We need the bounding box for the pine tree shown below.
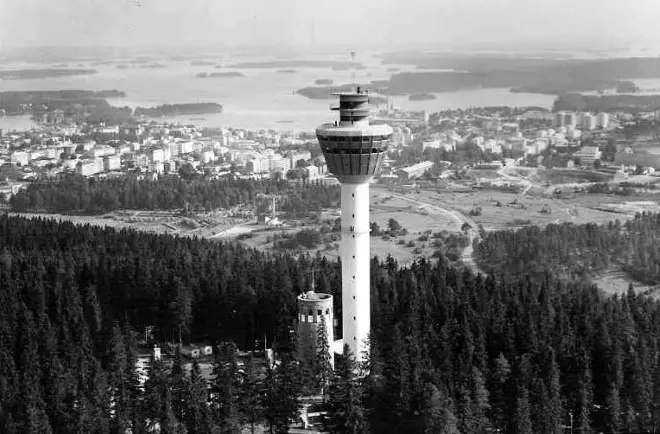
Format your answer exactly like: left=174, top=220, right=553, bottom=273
left=322, top=345, right=368, bottom=434
left=316, top=315, right=333, bottom=402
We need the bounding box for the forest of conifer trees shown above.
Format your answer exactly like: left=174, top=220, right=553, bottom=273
left=475, top=211, right=660, bottom=285
left=9, top=175, right=340, bottom=215
left=2, top=213, right=660, bottom=433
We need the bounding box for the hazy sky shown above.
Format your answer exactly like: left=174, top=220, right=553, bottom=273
left=1, top=0, right=660, bottom=51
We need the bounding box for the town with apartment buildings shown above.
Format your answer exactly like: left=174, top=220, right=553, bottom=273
left=2, top=104, right=660, bottom=200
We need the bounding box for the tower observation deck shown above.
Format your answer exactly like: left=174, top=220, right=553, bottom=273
left=315, top=87, right=392, bottom=363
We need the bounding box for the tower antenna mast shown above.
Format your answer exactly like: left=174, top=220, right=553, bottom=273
left=348, top=49, right=356, bottom=88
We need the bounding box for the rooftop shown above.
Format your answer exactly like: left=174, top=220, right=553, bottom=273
left=316, top=122, right=393, bottom=137
left=298, top=291, right=332, bottom=301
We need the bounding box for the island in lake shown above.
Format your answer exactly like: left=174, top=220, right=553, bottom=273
left=381, top=56, right=660, bottom=96
left=141, top=63, right=167, bottom=69
left=0, top=69, right=98, bottom=80
left=276, top=69, right=297, bottom=73
left=0, top=90, right=126, bottom=114
left=134, top=103, right=223, bottom=117
left=228, top=60, right=365, bottom=70
left=191, top=60, right=216, bottom=66
left=197, top=71, right=245, bottom=78
left=616, top=80, right=641, bottom=93
left=0, top=89, right=131, bottom=125
left=408, top=93, right=436, bottom=101
left=315, top=79, right=333, bottom=85
left=554, top=93, right=660, bottom=113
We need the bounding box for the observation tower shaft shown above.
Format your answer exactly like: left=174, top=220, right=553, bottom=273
left=315, top=87, right=392, bottom=363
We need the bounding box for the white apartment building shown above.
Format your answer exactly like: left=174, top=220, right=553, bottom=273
left=200, top=150, right=215, bottom=164
left=77, top=159, right=103, bottom=176
left=268, top=155, right=291, bottom=173
left=104, top=154, right=121, bottom=172
left=150, top=148, right=164, bottom=163
left=178, top=141, right=193, bottom=155
left=580, top=113, right=596, bottom=130
left=10, top=151, right=29, bottom=166
left=246, top=157, right=268, bottom=174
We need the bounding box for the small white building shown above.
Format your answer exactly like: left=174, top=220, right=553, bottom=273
left=572, top=146, right=602, bottom=167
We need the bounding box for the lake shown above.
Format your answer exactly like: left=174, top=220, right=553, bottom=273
left=0, top=54, right=556, bottom=133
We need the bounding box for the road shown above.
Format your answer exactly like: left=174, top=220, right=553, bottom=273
left=385, top=189, right=486, bottom=276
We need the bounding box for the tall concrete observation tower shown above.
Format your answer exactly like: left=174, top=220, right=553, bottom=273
left=316, top=87, right=392, bottom=363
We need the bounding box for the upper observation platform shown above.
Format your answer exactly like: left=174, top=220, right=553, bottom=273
left=315, top=87, right=393, bottom=183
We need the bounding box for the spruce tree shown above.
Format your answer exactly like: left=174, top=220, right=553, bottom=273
left=186, top=358, right=214, bottom=434
left=262, top=351, right=301, bottom=434
left=576, top=350, right=593, bottom=434
left=422, top=383, right=461, bottom=434
left=209, top=342, right=241, bottom=433
left=237, top=353, right=264, bottom=434
left=514, top=387, right=533, bottom=434
left=169, top=346, right=188, bottom=422
left=546, top=348, right=564, bottom=434
left=488, top=352, right=512, bottom=428
left=605, top=383, right=622, bottom=434
left=160, top=388, right=188, bottom=434
left=142, top=354, right=170, bottom=433
left=470, top=366, right=490, bottom=433
left=652, top=362, right=660, bottom=434
left=322, top=344, right=368, bottom=434
left=316, top=315, right=333, bottom=402
left=106, top=322, right=130, bottom=432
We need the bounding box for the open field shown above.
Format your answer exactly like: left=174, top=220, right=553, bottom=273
left=410, top=189, right=660, bottom=232
left=593, top=269, right=659, bottom=299
left=236, top=189, right=462, bottom=266
left=506, top=167, right=614, bottom=184
left=9, top=210, right=250, bottom=239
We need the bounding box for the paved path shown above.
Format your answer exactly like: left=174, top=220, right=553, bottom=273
left=385, top=189, right=487, bottom=276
